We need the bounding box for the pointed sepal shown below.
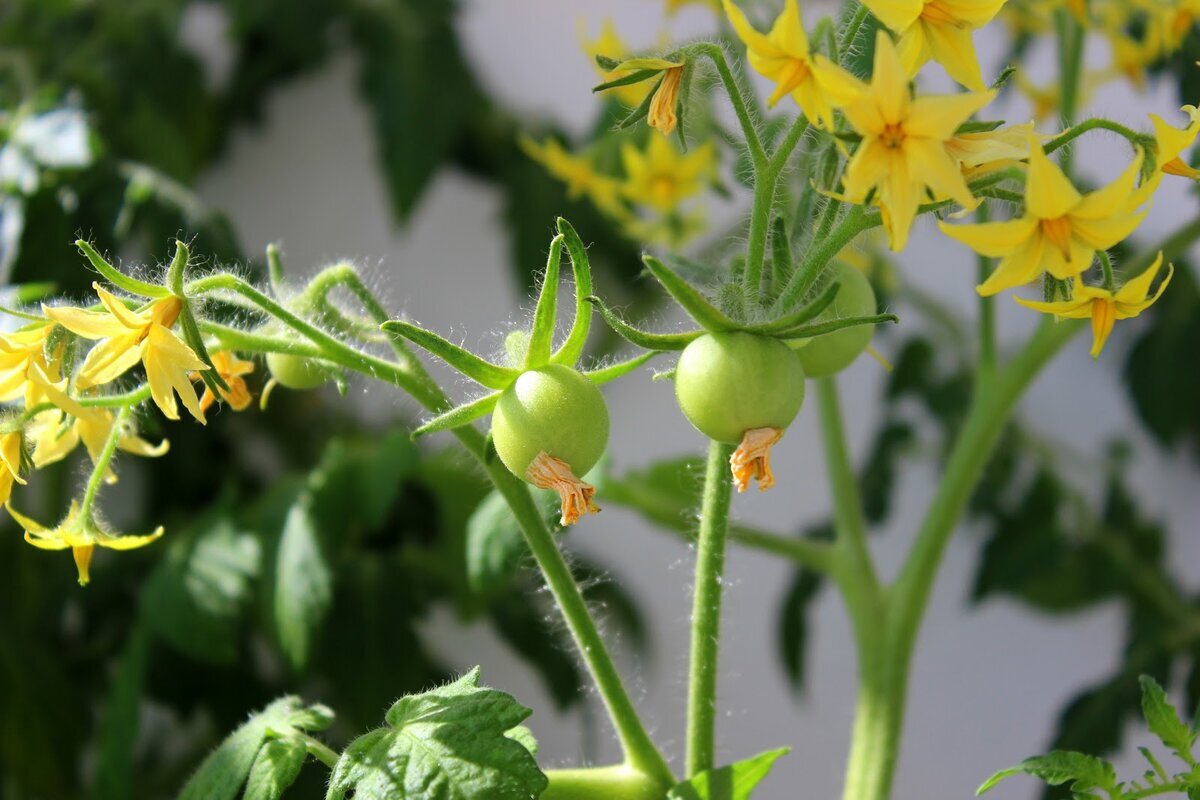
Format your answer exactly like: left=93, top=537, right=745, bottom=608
left=381, top=320, right=518, bottom=390
left=642, top=254, right=739, bottom=332
left=75, top=240, right=170, bottom=299
left=551, top=218, right=595, bottom=366
left=413, top=392, right=502, bottom=438
left=525, top=234, right=564, bottom=368
left=586, top=296, right=702, bottom=351
left=582, top=351, right=660, bottom=386
left=778, top=312, right=899, bottom=342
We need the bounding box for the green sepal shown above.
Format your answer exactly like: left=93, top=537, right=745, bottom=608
left=10, top=282, right=56, bottom=304
left=675, top=61, right=694, bottom=151
left=989, top=64, right=1016, bottom=91
left=413, top=392, right=501, bottom=438
left=550, top=218, right=595, bottom=366
left=593, top=68, right=661, bottom=94
left=165, top=239, right=188, bottom=297
left=778, top=312, right=899, bottom=342
left=582, top=351, right=660, bottom=386
left=586, top=296, right=702, bottom=351
left=595, top=54, right=621, bottom=70
left=75, top=240, right=169, bottom=299
left=178, top=300, right=231, bottom=395
left=747, top=281, right=841, bottom=335
left=955, top=119, right=1006, bottom=135
left=381, top=320, right=518, bottom=390
left=642, top=254, right=739, bottom=332
left=667, top=747, right=790, bottom=800
left=525, top=234, right=564, bottom=369
left=617, top=76, right=661, bottom=130
left=266, top=243, right=285, bottom=295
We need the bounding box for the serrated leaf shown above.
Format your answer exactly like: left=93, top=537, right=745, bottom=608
left=245, top=737, right=308, bottom=800
left=977, top=751, right=1118, bottom=795
left=327, top=668, right=547, bottom=800
left=1140, top=675, right=1197, bottom=763
left=274, top=496, right=333, bottom=671
left=180, top=697, right=332, bottom=800
left=667, top=747, right=790, bottom=799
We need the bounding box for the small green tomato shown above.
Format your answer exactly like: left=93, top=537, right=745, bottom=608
left=266, top=352, right=328, bottom=390
left=793, top=262, right=877, bottom=378
left=491, top=365, right=610, bottom=524
left=674, top=332, right=806, bottom=445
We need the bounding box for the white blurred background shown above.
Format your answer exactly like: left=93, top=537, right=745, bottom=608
left=186, top=2, right=1200, bottom=797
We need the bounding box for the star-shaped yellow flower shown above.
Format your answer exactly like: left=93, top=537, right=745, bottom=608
left=863, top=0, right=1007, bottom=90
left=723, top=0, right=860, bottom=128
left=8, top=500, right=163, bottom=586
left=43, top=284, right=208, bottom=422
left=520, top=137, right=627, bottom=219
left=1150, top=105, right=1200, bottom=182
left=1014, top=252, right=1173, bottom=357
left=940, top=138, right=1150, bottom=295
left=195, top=350, right=255, bottom=413
left=0, top=324, right=54, bottom=403
left=29, top=406, right=168, bottom=476
left=0, top=431, right=27, bottom=507
left=620, top=135, right=716, bottom=213
left=840, top=31, right=995, bottom=250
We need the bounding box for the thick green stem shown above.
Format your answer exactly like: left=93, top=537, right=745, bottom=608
left=80, top=405, right=131, bottom=518
left=1043, top=118, right=1153, bottom=156
left=694, top=43, right=766, bottom=169
left=745, top=178, right=777, bottom=298
left=839, top=4, right=870, bottom=56
left=838, top=318, right=1083, bottom=800
left=685, top=440, right=736, bottom=777
left=976, top=205, right=996, bottom=380
left=542, top=766, right=664, bottom=800
left=1055, top=9, right=1085, bottom=173
left=777, top=206, right=870, bottom=310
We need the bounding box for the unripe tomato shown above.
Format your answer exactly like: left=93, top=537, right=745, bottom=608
left=794, top=262, right=877, bottom=378
left=674, top=332, right=806, bottom=444
left=266, top=352, right=328, bottom=390
left=492, top=364, right=609, bottom=480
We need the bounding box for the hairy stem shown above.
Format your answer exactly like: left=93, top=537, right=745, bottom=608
left=686, top=439, right=736, bottom=776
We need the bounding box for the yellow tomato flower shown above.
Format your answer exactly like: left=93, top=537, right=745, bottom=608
left=29, top=406, right=168, bottom=476
left=862, top=0, right=1007, bottom=90
left=840, top=31, right=995, bottom=250
left=519, top=137, right=627, bottom=219
left=8, top=500, right=163, bottom=586
left=582, top=21, right=652, bottom=109
left=196, top=350, right=255, bottom=413
left=940, top=139, right=1150, bottom=295
left=723, top=0, right=861, bottom=128
left=43, top=284, right=208, bottom=423
left=0, top=324, right=53, bottom=402
left=1150, top=105, right=1200, bottom=181
left=946, top=122, right=1035, bottom=174
left=0, top=431, right=27, bottom=507
left=1014, top=252, right=1173, bottom=357
left=620, top=135, right=716, bottom=213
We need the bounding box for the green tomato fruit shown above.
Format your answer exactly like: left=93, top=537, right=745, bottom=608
left=266, top=352, right=328, bottom=390
left=794, top=262, right=877, bottom=378
left=674, top=332, right=806, bottom=445
left=492, top=364, right=610, bottom=480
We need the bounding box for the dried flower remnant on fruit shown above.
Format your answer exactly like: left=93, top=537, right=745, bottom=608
left=527, top=452, right=600, bottom=526
left=730, top=427, right=785, bottom=493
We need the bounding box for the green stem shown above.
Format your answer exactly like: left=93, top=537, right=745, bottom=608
left=694, top=43, right=766, bottom=170
left=746, top=115, right=810, bottom=300
left=976, top=205, right=995, bottom=380
left=685, top=439, right=736, bottom=777
left=838, top=319, right=1083, bottom=800
left=80, top=405, right=131, bottom=518
left=79, top=384, right=152, bottom=408
left=838, top=4, right=870, bottom=57
left=542, top=766, right=665, bottom=800
left=1043, top=118, right=1153, bottom=157
left=303, top=736, right=340, bottom=769
left=777, top=205, right=870, bottom=310
left=731, top=527, right=837, bottom=573
left=1055, top=9, right=1085, bottom=173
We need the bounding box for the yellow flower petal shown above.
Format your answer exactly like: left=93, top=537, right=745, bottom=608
left=1025, top=141, right=1081, bottom=219
left=977, top=233, right=1047, bottom=295
left=97, top=526, right=165, bottom=551
left=923, top=17, right=986, bottom=90
left=938, top=217, right=1037, bottom=257
left=42, top=305, right=128, bottom=340
left=862, top=0, right=924, bottom=33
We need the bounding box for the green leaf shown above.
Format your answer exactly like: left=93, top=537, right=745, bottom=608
left=977, top=752, right=1118, bottom=795
left=777, top=559, right=828, bottom=693
left=642, top=254, right=740, bottom=332
left=551, top=217, right=595, bottom=366
left=142, top=515, right=261, bottom=664
left=587, top=295, right=703, bottom=351
left=273, top=495, right=333, bottom=671
left=526, top=233, right=564, bottom=368
left=245, top=738, right=308, bottom=800
left=466, top=488, right=556, bottom=595
left=667, top=747, right=790, bottom=799
left=349, top=2, right=478, bottom=220
left=382, top=320, right=519, bottom=390
left=414, top=392, right=502, bottom=438
left=1140, top=675, right=1197, bottom=764
left=327, top=668, right=548, bottom=800
left=180, top=697, right=333, bottom=800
